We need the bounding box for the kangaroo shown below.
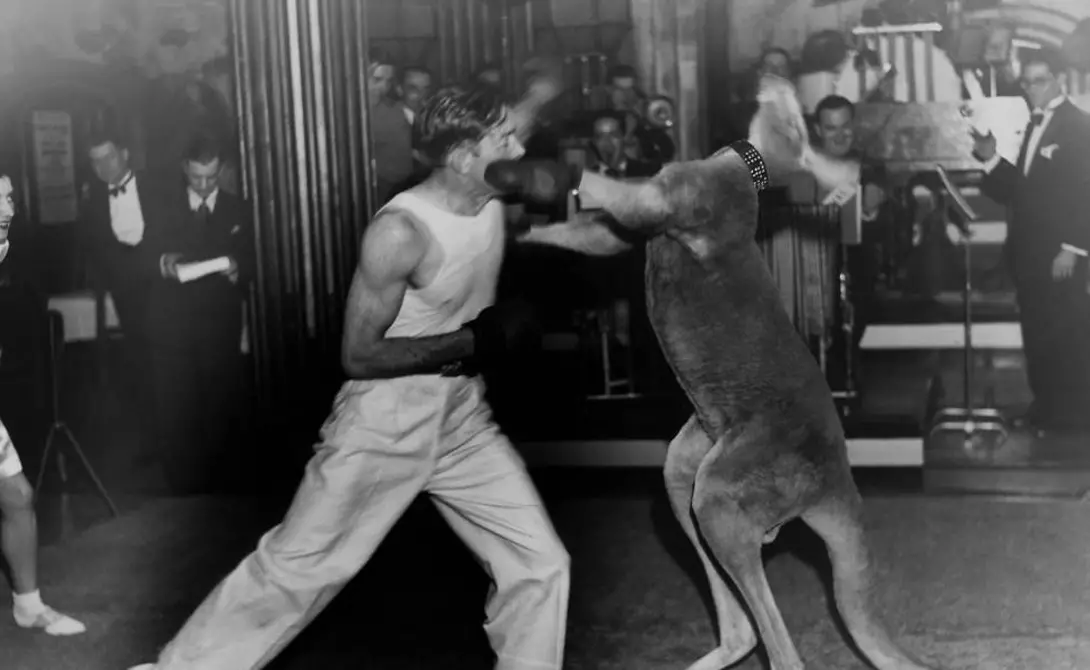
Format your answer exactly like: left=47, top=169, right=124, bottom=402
left=489, top=75, right=938, bottom=670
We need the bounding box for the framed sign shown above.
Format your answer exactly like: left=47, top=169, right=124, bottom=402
left=30, top=110, right=78, bottom=224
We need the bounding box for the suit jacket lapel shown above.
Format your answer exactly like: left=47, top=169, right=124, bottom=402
left=1026, top=101, right=1071, bottom=177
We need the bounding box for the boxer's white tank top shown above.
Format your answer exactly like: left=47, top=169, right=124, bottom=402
left=379, top=191, right=506, bottom=338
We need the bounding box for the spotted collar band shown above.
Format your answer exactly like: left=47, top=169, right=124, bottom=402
left=712, top=141, right=769, bottom=193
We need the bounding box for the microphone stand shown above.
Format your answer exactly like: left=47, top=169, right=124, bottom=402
left=927, top=166, right=1008, bottom=451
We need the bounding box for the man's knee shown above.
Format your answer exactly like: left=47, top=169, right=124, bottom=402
left=524, top=534, right=571, bottom=586
left=0, top=473, right=35, bottom=514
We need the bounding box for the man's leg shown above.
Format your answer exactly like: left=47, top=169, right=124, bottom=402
left=149, top=380, right=440, bottom=670
left=427, top=382, right=570, bottom=670
left=0, top=419, right=84, bottom=635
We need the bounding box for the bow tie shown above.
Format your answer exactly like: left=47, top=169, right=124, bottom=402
left=109, top=173, right=134, bottom=198
left=1030, top=112, right=1045, bottom=127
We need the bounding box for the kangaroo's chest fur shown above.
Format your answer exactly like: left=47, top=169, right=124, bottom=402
left=643, top=234, right=843, bottom=453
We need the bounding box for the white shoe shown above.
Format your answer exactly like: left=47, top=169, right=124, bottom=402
left=13, top=605, right=87, bottom=635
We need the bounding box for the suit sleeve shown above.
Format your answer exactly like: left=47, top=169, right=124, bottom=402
left=232, top=198, right=257, bottom=287
left=75, top=192, right=111, bottom=290
left=134, top=180, right=173, bottom=282
left=979, top=158, right=1018, bottom=206
left=1059, top=119, right=1090, bottom=254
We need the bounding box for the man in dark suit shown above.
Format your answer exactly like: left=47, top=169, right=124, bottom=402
left=80, top=128, right=174, bottom=460
left=974, top=49, right=1090, bottom=433
left=151, top=133, right=254, bottom=493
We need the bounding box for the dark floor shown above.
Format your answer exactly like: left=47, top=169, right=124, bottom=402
left=3, top=338, right=1088, bottom=669
left=7, top=488, right=1090, bottom=670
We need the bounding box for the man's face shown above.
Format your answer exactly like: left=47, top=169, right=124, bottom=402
left=1021, top=61, right=1062, bottom=111
left=369, top=64, right=396, bottom=104
left=89, top=141, right=130, bottom=187
left=0, top=176, right=14, bottom=244
left=759, top=52, right=791, bottom=80
left=477, top=69, right=502, bottom=87
left=401, top=70, right=433, bottom=114
left=816, top=106, right=855, bottom=158
left=184, top=157, right=223, bottom=200
left=460, top=111, right=525, bottom=189
left=592, top=117, right=624, bottom=166
left=609, top=76, right=640, bottom=111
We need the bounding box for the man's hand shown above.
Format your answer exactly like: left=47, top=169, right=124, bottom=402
left=971, top=128, right=997, bottom=162
left=862, top=183, right=886, bottom=213
left=1052, top=247, right=1079, bottom=280
left=223, top=256, right=240, bottom=284
left=160, top=253, right=183, bottom=281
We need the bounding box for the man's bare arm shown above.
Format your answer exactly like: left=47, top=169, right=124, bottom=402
left=517, top=211, right=633, bottom=256
left=341, top=212, right=473, bottom=379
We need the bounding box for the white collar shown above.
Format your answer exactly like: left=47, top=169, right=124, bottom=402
left=1033, top=95, right=1065, bottom=116
left=0, top=241, right=9, bottom=266
left=189, top=188, right=219, bottom=212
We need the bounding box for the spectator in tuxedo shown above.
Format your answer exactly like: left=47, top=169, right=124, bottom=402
left=587, top=110, right=661, bottom=178
left=152, top=133, right=254, bottom=493
left=367, top=48, right=413, bottom=207
left=0, top=171, right=85, bottom=636
left=79, top=127, right=173, bottom=462
left=974, top=49, right=1090, bottom=433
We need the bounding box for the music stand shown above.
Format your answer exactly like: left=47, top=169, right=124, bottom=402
left=34, top=310, right=118, bottom=517
left=927, top=166, right=1008, bottom=450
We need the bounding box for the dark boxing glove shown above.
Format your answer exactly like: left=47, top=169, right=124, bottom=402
left=484, top=160, right=582, bottom=205
left=460, top=299, right=542, bottom=375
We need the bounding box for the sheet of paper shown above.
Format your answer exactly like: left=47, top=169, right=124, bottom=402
left=821, top=184, right=856, bottom=207
left=176, top=256, right=231, bottom=284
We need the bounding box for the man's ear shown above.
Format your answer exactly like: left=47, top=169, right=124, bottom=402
left=447, top=143, right=474, bottom=173
left=121, top=148, right=130, bottom=165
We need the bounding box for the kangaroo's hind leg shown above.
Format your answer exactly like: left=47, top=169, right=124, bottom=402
left=664, top=415, right=758, bottom=670
left=691, top=435, right=809, bottom=670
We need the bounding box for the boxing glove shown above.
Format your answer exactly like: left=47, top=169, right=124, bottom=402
left=484, top=160, right=582, bottom=205
left=461, top=299, right=542, bottom=374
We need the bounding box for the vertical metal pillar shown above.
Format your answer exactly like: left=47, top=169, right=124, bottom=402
left=230, top=0, right=374, bottom=416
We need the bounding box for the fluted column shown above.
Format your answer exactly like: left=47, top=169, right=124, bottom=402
left=230, top=0, right=374, bottom=412
left=629, top=0, right=706, bottom=161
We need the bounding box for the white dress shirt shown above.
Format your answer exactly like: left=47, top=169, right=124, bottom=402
left=189, top=188, right=219, bottom=214
left=981, top=96, right=1086, bottom=255
left=109, top=172, right=146, bottom=246
left=0, top=241, right=8, bottom=266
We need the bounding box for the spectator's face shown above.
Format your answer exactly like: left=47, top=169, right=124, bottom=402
left=816, top=106, right=854, bottom=158
left=184, top=157, right=223, bottom=200
left=609, top=76, right=640, bottom=111
left=0, top=176, right=13, bottom=244
left=88, top=141, right=130, bottom=187
left=477, top=69, right=502, bottom=88
left=759, top=52, right=792, bottom=80
left=368, top=64, right=396, bottom=103
left=592, top=117, right=624, bottom=166
left=401, top=70, right=433, bottom=113
left=1021, top=61, right=1062, bottom=110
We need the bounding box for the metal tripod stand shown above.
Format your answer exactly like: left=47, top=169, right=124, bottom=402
left=927, top=168, right=1008, bottom=450
left=34, top=311, right=118, bottom=517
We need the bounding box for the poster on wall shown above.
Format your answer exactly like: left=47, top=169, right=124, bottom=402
left=31, top=110, right=78, bottom=225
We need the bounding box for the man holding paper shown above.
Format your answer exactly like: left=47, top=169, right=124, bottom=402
left=152, top=133, right=254, bottom=493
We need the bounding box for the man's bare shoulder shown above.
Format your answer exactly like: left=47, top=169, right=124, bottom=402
left=360, top=208, right=428, bottom=279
